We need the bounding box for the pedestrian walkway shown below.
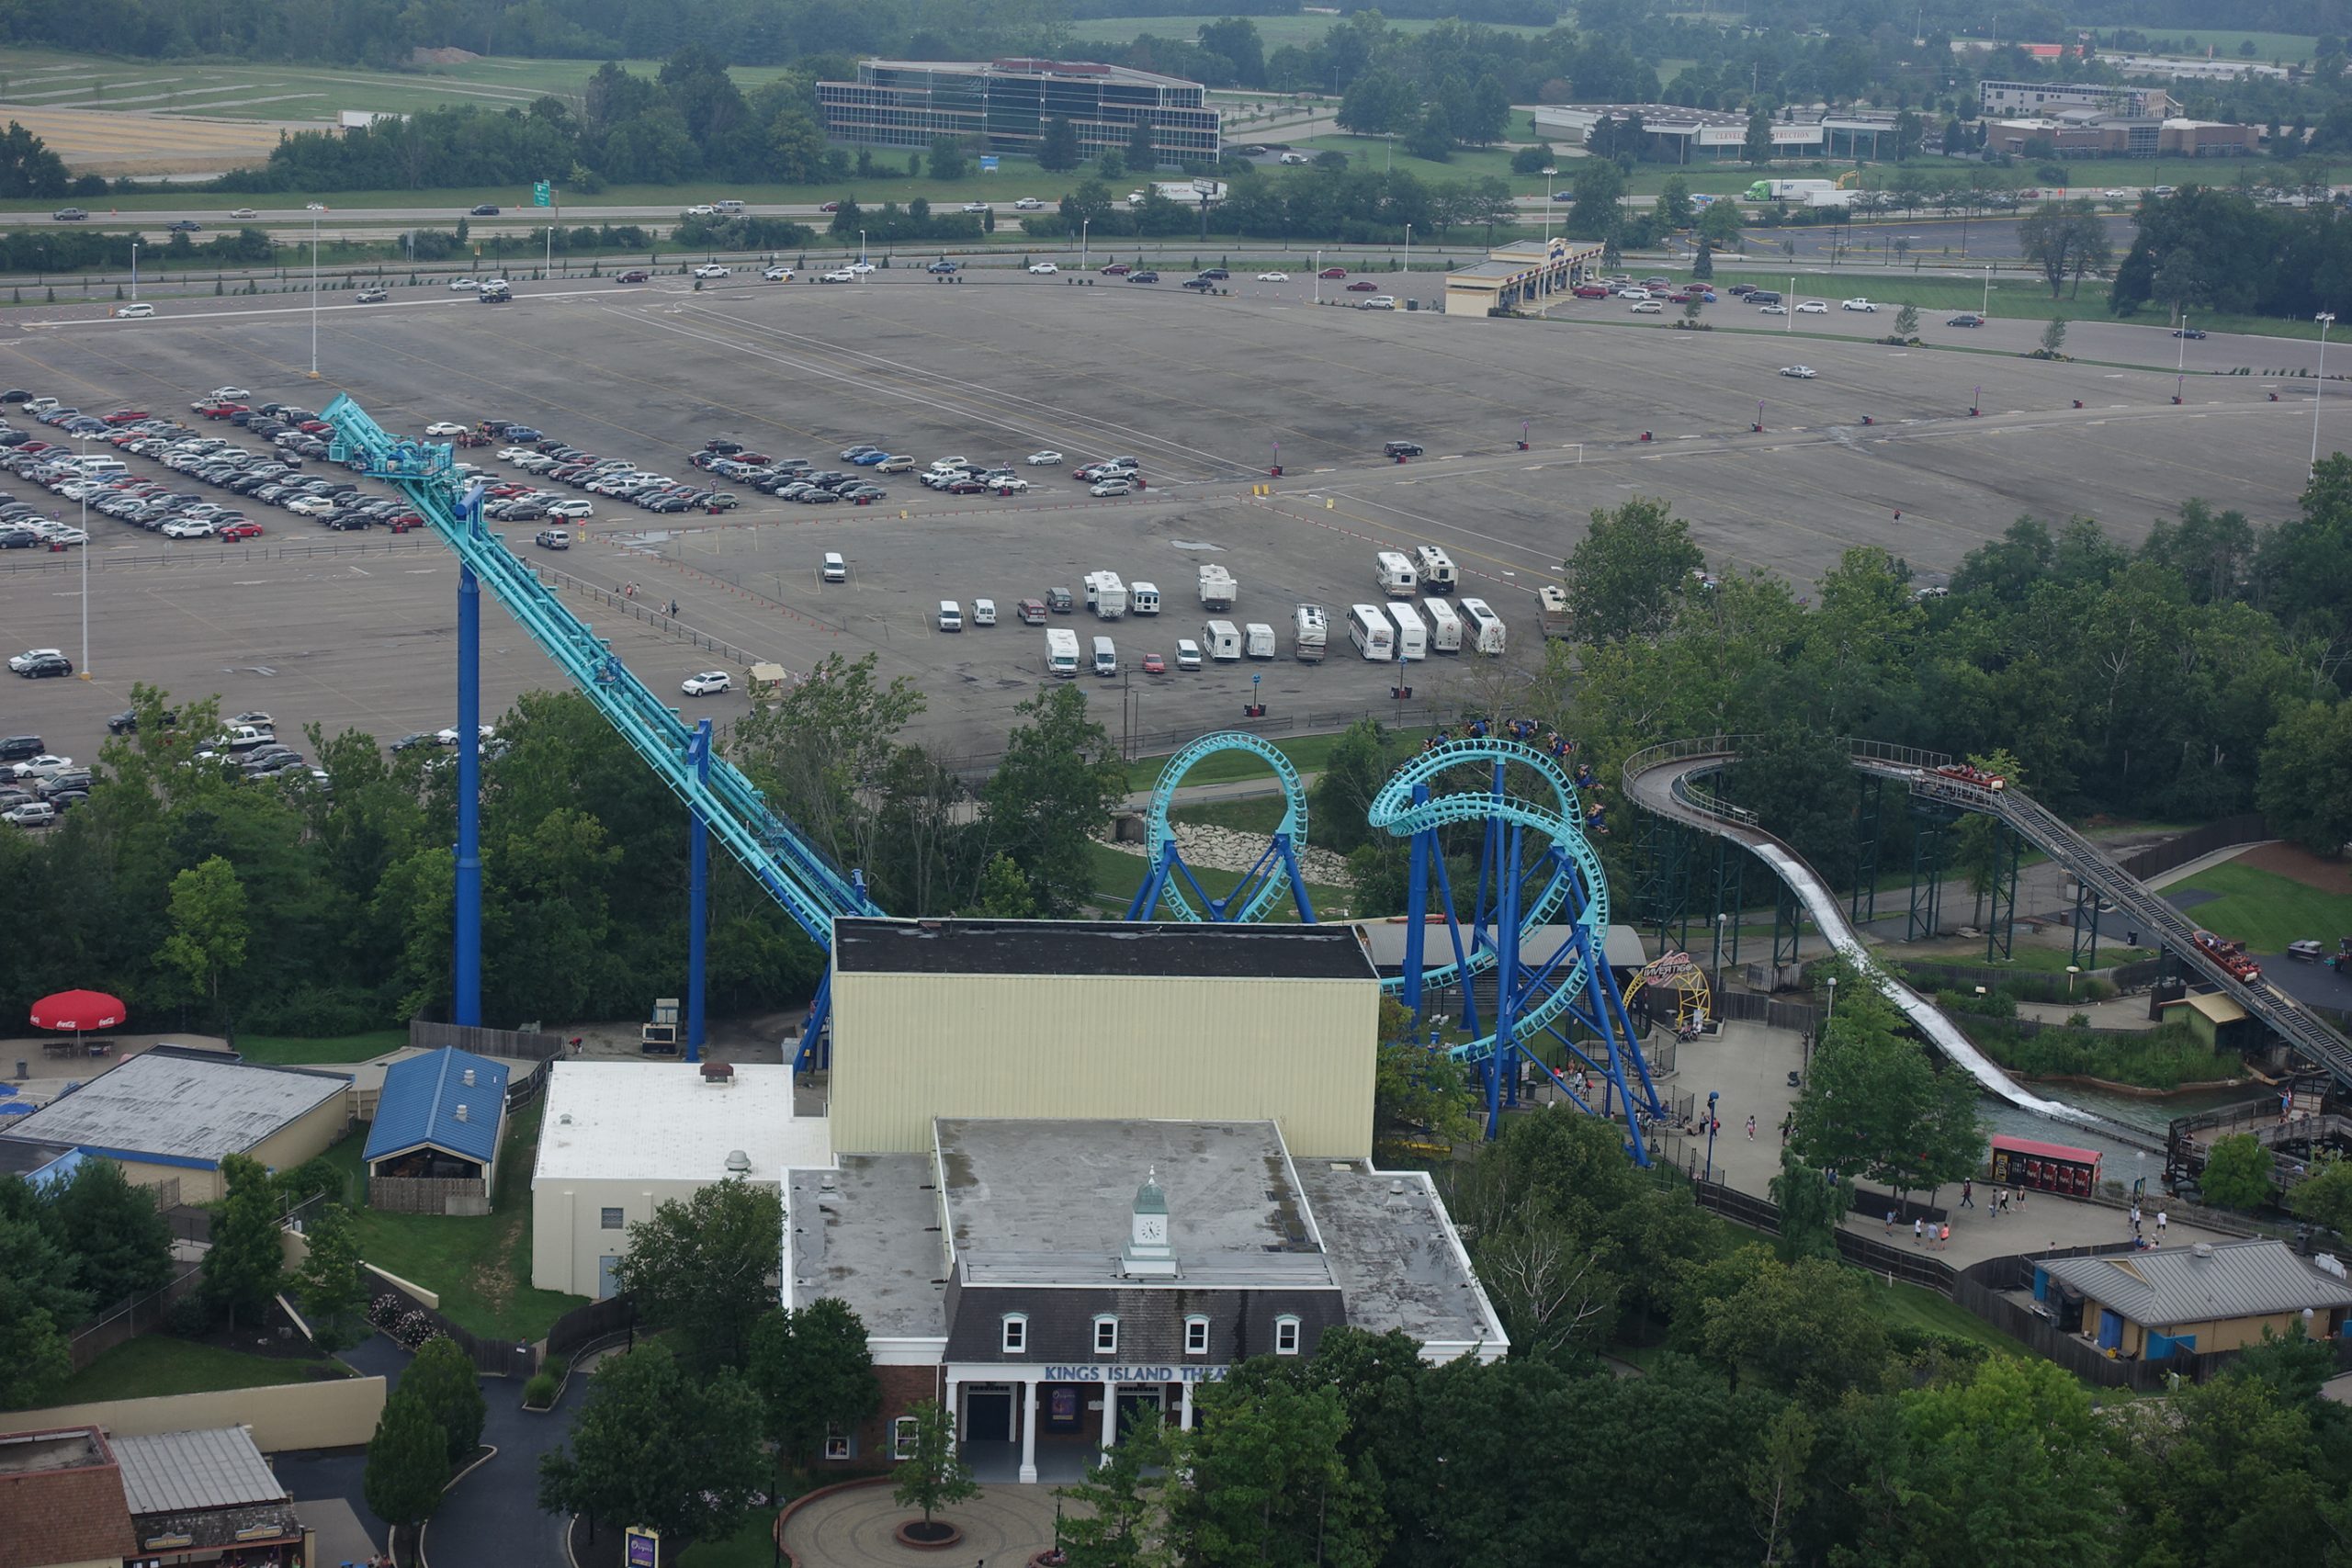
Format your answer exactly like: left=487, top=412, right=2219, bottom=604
left=780, top=1482, right=1065, bottom=1567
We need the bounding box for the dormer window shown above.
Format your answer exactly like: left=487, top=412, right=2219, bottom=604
left=1094, top=1314, right=1119, bottom=1355
left=1185, top=1315, right=1209, bottom=1356
left=1275, top=1314, right=1301, bottom=1355
left=1002, top=1314, right=1027, bottom=1354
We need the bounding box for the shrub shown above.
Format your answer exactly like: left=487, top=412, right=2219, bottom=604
left=523, top=1371, right=560, bottom=1407
left=168, top=1292, right=220, bottom=1337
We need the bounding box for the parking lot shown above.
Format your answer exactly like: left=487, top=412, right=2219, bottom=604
left=0, top=267, right=2324, bottom=776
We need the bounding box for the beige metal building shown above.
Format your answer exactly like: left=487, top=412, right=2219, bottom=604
left=0, top=1049, right=349, bottom=1204
left=530, top=1061, right=831, bottom=1298
left=827, top=919, right=1381, bottom=1157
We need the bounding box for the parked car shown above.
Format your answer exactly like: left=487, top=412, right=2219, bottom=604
left=1028, top=262, right=1058, bottom=274
left=682, top=671, right=732, bottom=696
left=616, top=269, right=650, bottom=284
left=1779, top=365, right=1817, bottom=378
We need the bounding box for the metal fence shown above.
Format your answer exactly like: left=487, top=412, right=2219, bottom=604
left=526, top=562, right=764, bottom=668
left=368, top=1267, right=540, bottom=1378
left=68, top=1261, right=204, bottom=1370
left=1712, top=990, right=1825, bottom=1033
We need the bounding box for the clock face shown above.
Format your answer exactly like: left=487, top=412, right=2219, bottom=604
left=1137, top=1216, right=1166, bottom=1244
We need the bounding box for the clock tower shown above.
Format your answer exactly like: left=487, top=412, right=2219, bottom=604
left=1121, top=1167, right=1178, bottom=1278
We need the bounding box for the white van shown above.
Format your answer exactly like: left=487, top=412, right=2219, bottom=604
left=1092, top=636, right=1118, bottom=676
left=1461, top=597, right=1507, bottom=656
left=1129, top=580, right=1160, bottom=615
left=1375, top=549, right=1418, bottom=598
left=1175, top=638, right=1203, bottom=671
left=74, top=456, right=127, bottom=479
left=1243, top=622, right=1276, bottom=659
left=1424, top=596, right=1463, bottom=654
left=1201, top=619, right=1241, bottom=661
left=972, top=597, right=997, bottom=627
left=714, top=198, right=746, bottom=214
left=820, top=551, right=847, bottom=582
left=1387, top=601, right=1427, bottom=661
left=937, top=600, right=963, bottom=632
left=1346, top=604, right=1394, bottom=660
left=1414, top=545, right=1457, bottom=592
left=1045, top=627, right=1080, bottom=677
left=1293, top=603, right=1328, bottom=662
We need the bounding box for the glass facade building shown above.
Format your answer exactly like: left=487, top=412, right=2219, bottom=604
left=818, top=59, right=1222, bottom=166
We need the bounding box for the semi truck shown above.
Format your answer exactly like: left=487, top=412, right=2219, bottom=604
left=1198, top=563, right=1237, bottom=611
left=1745, top=178, right=1840, bottom=201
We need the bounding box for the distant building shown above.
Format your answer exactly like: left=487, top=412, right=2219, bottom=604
left=0, top=1048, right=349, bottom=1204
left=0, top=1135, right=84, bottom=1192
left=337, top=110, right=406, bottom=130
left=1984, top=114, right=2256, bottom=158
left=362, top=1046, right=509, bottom=1212
left=1532, top=103, right=1826, bottom=162
left=1979, top=80, right=2177, bottom=118
left=0, top=1427, right=136, bottom=1568
left=817, top=59, right=1220, bottom=168
left=2034, top=1238, right=2352, bottom=1359
left=112, top=1427, right=300, bottom=1566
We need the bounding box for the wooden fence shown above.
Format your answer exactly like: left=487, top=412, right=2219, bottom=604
left=2117, top=815, right=2271, bottom=882
left=408, top=1019, right=564, bottom=1061
left=545, top=1293, right=639, bottom=1361
left=67, top=1261, right=204, bottom=1370
left=367, top=1267, right=540, bottom=1378
left=368, top=1176, right=489, bottom=1215
left=1712, top=991, right=1824, bottom=1033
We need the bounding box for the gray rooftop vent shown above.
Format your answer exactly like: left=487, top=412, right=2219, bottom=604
left=462, top=1067, right=476, bottom=1088
left=559, top=1112, right=572, bottom=1125
left=455, top=1102, right=469, bottom=1122
left=725, top=1149, right=751, bottom=1174
left=2191, top=1243, right=2215, bottom=1261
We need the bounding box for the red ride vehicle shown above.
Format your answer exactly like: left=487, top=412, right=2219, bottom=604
left=1935, top=763, right=2005, bottom=792
left=2193, top=930, right=2262, bottom=983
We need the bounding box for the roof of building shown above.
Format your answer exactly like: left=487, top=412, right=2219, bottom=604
left=938, top=1118, right=1330, bottom=1290
left=364, top=1047, right=508, bottom=1167
left=2038, top=1239, right=2352, bottom=1326
left=534, top=1061, right=829, bottom=1185
left=111, top=1427, right=288, bottom=1516
left=1350, top=920, right=1649, bottom=972
left=859, top=56, right=1201, bottom=90
left=1449, top=261, right=1537, bottom=281
left=2184, top=991, right=2249, bottom=1024
left=832, top=918, right=1377, bottom=981
left=0, top=1135, right=76, bottom=1179
left=789, top=1154, right=949, bottom=1338
left=0, top=1049, right=348, bottom=1168
left=1295, top=1158, right=1507, bottom=1349
left=1539, top=102, right=1751, bottom=130
left=0, top=1426, right=138, bottom=1568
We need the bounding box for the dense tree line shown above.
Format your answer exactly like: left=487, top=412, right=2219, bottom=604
left=0, top=1161, right=175, bottom=1409
left=0, top=664, right=1126, bottom=1038
left=2111, top=184, right=2352, bottom=321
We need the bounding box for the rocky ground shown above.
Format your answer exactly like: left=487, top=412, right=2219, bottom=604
left=1100, top=822, right=1354, bottom=887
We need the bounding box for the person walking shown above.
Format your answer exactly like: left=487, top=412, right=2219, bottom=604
left=2130, top=1203, right=2142, bottom=1235
left=1885, top=1208, right=1896, bottom=1236
left=1939, top=1222, right=1951, bottom=1250
left=1746, top=1114, right=1756, bottom=1141
left=1914, top=1216, right=1925, bottom=1247
left=1961, top=1179, right=1974, bottom=1208
left=2156, top=1209, right=2167, bottom=1240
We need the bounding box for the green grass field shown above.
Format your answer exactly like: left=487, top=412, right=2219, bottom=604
left=35, top=1334, right=340, bottom=1406
left=2169, top=862, right=2352, bottom=953
left=322, top=1100, right=588, bottom=1341
left=1856, top=1275, right=2024, bottom=1357
left=0, top=47, right=798, bottom=121
left=676, top=1517, right=775, bottom=1568
left=1091, top=840, right=1349, bottom=919
left=1170, top=795, right=1292, bottom=835
left=1125, top=729, right=1346, bottom=793
left=232, top=1030, right=405, bottom=1066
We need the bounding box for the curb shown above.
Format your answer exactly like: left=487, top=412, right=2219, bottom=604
left=774, top=1474, right=898, bottom=1568
left=415, top=1443, right=499, bottom=1568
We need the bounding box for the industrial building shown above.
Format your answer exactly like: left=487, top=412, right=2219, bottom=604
left=817, top=58, right=1220, bottom=168
left=363, top=1046, right=508, bottom=1184
left=787, top=1116, right=1505, bottom=1482
left=827, top=919, right=1379, bottom=1157
left=1979, top=80, right=2177, bottom=119
left=0, top=1048, right=349, bottom=1204
left=1531, top=103, right=1825, bottom=161
left=2033, top=1238, right=2352, bottom=1358
left=1984, top=114, right=2256, bottom=158
left=530, top=1059, right=828, bottom=1298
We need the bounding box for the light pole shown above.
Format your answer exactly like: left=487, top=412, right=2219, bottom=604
left=1981, top=264, right=1992, bottom=318
left=1402, top=221, right=1411, bottom=283
left=73, top=434, right=91, bottom=677
left=1542, top=166, right=1557, bottom=243
left=2315, top=310, right=2336, bottom=468
left=1080, top=218, right=1090, bottom=272
left=1314, top=249, right=1322, bottom=303
left=1703, top=1089, right=1720, bottom=1182
left=857, top=230, right=866, bottom=269
left=2176, top=312, right=2188, bottom=404
left=308, top=209, right=321, bottom=378
left=1787, top=272, right=1796, bottom=332
left=129, top=240, right=138, bottom=302
left=1825, top=974, right=1838, bottom=1027
left=1712, top=911, right=1728, bottom=1027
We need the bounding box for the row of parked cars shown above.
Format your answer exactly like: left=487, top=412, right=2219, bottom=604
left=0, top=707, right=313, bottom=827
left=455, top=420, right=742, bottom=517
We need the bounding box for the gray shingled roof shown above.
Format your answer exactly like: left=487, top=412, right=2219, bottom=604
left=112, top=1428, right=288, bottom=1515
left=0, top=1050, right=346, bottom=1165
left=2038, top=1240, right=2352, bottom=1327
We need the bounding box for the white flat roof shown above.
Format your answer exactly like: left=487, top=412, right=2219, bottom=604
left=533, top=1062, right=830, bottom=1185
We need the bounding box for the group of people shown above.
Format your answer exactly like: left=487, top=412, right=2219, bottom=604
left=1415, top=720, right=1611, bottom=835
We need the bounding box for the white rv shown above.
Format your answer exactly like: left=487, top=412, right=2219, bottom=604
left=1387, top=601, right=1427, bottom=661
left=1375, top=549, right=1418, bottom=598
left=1293, top=604, right=1328, bottom=662
left=1460, top=597, right=1507, bottom=656
left=1045, top=627, right=1080, bottom=677
left=1423, top=597, right=1463, bottom=654
left=1201, top=619, right=1242, bottom=660
left=1413, top=545, right=1458, bottom=592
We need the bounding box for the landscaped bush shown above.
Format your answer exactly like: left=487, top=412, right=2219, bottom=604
left=523, top=1371, right=560, bottom=1408
left=1970, top=1020, right=2229, bottom=1090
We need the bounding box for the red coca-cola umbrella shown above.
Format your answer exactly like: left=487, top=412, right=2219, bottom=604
left=31, top=989, right=128, bottom=1043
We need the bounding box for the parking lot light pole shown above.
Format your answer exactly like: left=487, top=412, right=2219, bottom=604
left=2176, top=313, right=2189, bottom=403
left=1981, top=265, right=1992, bottom=319
left=2315, top=311, right=2335, bottom=468
left=1080, top=218, right=1090, bottom=272
left=1403, top=222, right=1410, bottom=282
left=1542, top=168, right=1556, bottom=242
left=129, top=241, right=138, bottom=302
left=309, top=210, right=321, bottom=378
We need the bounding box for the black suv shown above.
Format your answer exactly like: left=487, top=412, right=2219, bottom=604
left=470, top=203, right=502, bottom=216
left=1383, top=440, right=1425, bottom=458
left=1128, top=270, right=1161, bottom=283
left=0, top=734, right=42, bottom=761
left=1198, top=267, right=1230, bottom=280
left=17, top=652, right=73, bottom=677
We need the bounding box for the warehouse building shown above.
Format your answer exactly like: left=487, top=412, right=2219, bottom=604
left=1531, top=103, right=1824, bottom=161
left=827, top=919, right=1379, bottom=1157
left=530, top=1060, right=829, bottom=1298
left=818, top=58, right=1220, bottom=168
left=2034, top=1238, right=2352, bottom=1358
left=788, top=1116, right=1505, bottom=1482
left=0, top=1048, right=348, bottom=1203
left=1979, top=80, right=2177, bottom=118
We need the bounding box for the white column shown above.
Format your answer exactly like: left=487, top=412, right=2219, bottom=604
left=1018, top=1376, right=1039, bottom=1484
left=944, top=1372, right=961, bottom=1466
left=1099, top=1381, right=1118, bottom=1460
left=1179, top=1379, right=1193, bottom=1431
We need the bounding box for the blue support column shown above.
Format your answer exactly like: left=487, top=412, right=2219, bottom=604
left=1487, top=822, right=1523, bottom=1137
left=454, top=558, right=482, bottom=1027
left=1401, top=784, right=1431, bottom=1032
left=687, top=717, right=712, bottom=1062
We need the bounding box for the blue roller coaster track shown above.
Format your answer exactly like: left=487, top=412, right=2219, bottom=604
left=320, top=396, right=879, bottom=1064
left=1125, top=732, right=1317, bottom=923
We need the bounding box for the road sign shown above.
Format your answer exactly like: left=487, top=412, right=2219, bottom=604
left=979, top=155, right=1000, bottom=173
left=533, top=182, right=552, bottom=207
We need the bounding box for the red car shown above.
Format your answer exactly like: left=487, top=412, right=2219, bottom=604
left=1318, top=266, right=1347, bottom=279
left=1346, top=279, right=1378, bottom=291
left=820, top=201, right=841, bottom=213
left=615, top=269, right=650, bottom=284
left=1571, top=284, right=1609, bottom=299
left=1142, top=651, right=1167, bottom=674
left=1101, top=263, right=1131, bottom=275
left=1666, top=291, right=1694, bottom=303
left=102, top=409, right=149, bottom=424
left=385, top=514, right=423, bottom=533
left=218, top=522, right=265, bottom=541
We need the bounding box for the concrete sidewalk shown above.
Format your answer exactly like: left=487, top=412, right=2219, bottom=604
left=780, top=1482, right=1065, bottom=1567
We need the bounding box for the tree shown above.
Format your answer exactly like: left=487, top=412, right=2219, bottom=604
left=2019, top=199, right=2109, bottom=299
left=1169, top=1374, right=1385, bottom=1566
left=1688, top=1247, right=1892, bottom=1403
left=1566, top=157, right=1626, bottom=242
left=2257, top=700, right=2352, bottom=853
left=1691, top=239, right=1714, bottom=279
left=1747, top=1404, right=1815, bottom=1566
left=1788, top=972, right=1984, bottom=1198
left=294, top=1200, right=368, bottom=1350
left=747, top=1298, right=879, bottom=1474
left=610, top=1177, right=783, bottom=1371
left=890, top=1400, right=978, bottom=1531
left=0, top=1277, right=73, bottom=1411
left=1510, top=142, right=1556, bottom=175
left=1893, top=302, right=1919, bottom=339
left=926, top=133, right=967, bottom=182
left=538, top=1343, right=768, bottom=1547
left=1766, top=1150, right=1843, bottom=1262
left=1563, top=496, right=1703, bottom=645
left=1464, top=74, right=1511, bottom=144
left=2040, top=316, right=2069, bottom=356
left=159, top=853, right=250, bottom=1021
left=364, top=1389, right=448, bottom=1542
left=51, top=1157, right=170, bottom=1307
left=1696, top=197, right=1742, bottom=249
left=2290, top=1153, right=2352, bottom=1235
left=978, top=685, right=1125, bottom=917
left=1126, top=116, right=1157, bottom=173
left=403, top=1335, right=489, bottom=1466
left=1374, top=1033, right=1479, bottom=1151
left=1744, top=105, right=1775, bottom=164
left=1654, top=174, right=1695, bottom=230
left=1039, top=115, right=1081, bottom=173
left=2200, top=1132, right=2275, bottom=1210
left=201, top=1153, right=282, bottom=1331
left=1057, top=1416, right=1171, bottom=1567
left=1406, top=100, right=1454, bottom=163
